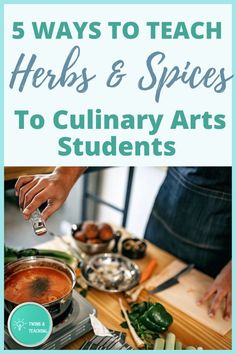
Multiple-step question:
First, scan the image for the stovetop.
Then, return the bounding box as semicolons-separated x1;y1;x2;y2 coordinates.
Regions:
5;291;96;350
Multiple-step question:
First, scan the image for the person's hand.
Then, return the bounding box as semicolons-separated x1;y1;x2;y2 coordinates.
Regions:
197;261;232;320
15;167;86;221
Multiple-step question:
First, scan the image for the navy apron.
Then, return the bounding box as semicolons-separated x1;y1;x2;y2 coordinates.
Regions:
144;167;232;277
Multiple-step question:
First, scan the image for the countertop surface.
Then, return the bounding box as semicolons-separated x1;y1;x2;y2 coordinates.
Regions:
65;242;232;350
4;167;54;181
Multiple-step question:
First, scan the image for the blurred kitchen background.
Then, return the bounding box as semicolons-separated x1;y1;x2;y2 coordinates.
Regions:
4;167;166;249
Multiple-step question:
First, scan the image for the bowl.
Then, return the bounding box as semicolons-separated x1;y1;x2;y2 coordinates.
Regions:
74;238;111;255
71;223;116;255
80;253;140;292
121;238;147;259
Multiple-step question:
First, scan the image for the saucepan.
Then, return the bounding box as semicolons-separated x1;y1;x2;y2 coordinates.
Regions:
4;256;76;324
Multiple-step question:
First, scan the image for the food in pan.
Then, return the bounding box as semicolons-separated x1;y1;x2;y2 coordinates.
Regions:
5;266;72;304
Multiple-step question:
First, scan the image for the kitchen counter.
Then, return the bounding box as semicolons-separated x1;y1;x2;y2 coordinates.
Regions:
65;242;231;350
4;167;54;181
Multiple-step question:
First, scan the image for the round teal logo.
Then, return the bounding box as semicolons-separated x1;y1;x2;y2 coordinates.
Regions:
8;302;53;347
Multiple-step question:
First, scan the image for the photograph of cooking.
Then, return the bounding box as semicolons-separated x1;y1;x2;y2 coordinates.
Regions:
4;166;232;350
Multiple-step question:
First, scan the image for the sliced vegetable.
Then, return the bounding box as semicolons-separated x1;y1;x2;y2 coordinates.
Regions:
140;258;157;283
119;298;145;349
154;338;165;350
185;346;197;350
165;332;176;350
175;340;183;350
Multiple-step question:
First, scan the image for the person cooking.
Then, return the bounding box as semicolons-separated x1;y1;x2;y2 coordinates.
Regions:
15;166;232;321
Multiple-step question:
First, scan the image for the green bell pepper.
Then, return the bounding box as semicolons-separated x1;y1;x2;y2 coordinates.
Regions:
139;303;173;333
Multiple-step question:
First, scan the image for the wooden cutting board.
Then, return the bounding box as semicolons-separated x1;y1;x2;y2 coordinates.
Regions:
145;260;231;336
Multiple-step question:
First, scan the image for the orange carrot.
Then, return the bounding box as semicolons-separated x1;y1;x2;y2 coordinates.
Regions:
140;259;157;283
75;268;81;278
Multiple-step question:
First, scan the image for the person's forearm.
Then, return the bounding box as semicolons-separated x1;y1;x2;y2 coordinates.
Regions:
54;167;87;190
